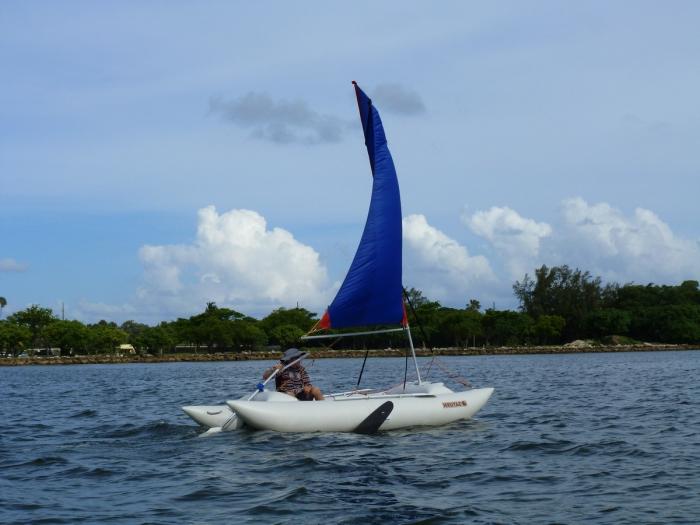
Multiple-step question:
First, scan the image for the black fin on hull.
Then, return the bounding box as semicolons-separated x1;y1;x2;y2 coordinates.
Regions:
354;401;394;434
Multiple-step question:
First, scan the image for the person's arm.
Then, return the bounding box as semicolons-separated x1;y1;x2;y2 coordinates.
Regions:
262;363;282;379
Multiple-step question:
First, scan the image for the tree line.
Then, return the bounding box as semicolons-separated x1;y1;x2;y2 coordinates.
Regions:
0;302;315;357
1;266;699;356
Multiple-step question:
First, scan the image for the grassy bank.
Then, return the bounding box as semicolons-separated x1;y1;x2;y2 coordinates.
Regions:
1;343;696;366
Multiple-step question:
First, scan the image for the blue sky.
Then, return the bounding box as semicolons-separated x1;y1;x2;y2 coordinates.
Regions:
2;2;699;323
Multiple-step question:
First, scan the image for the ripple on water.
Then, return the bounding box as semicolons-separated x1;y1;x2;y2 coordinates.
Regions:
69;409;98;418
21;456;69;468
60;465;118;479
0;352;699;524
101;420;191;439
173;486;242;502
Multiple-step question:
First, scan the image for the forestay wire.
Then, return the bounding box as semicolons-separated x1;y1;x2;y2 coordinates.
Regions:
402;287;471;388
402;288;437;378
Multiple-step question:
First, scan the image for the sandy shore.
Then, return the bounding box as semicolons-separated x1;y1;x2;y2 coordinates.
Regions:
1;343;696;366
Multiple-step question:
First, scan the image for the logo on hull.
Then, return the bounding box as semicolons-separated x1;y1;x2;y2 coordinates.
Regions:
442;400;467;408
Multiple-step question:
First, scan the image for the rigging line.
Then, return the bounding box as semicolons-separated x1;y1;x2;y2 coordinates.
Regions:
403;341;409;391
304;335;341;369
323;337;342;350
422;347;437;381
402;287;437;380
356;348;370;388
431;357;471;388
308;336;341;352
401;292;470;385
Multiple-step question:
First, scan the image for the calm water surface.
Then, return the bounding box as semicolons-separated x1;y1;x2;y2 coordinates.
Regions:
1;351;699;524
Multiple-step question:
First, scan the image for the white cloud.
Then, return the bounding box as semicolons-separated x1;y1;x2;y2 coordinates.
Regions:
77;210;499;322
0;258;28;272
403;214;494;302
465;206;552;279
72;200;699;324
558;197;700;282
465;198;700;286
135;206;332;317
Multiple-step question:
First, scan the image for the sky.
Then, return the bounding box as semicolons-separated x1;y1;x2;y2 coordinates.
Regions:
1;1;699;324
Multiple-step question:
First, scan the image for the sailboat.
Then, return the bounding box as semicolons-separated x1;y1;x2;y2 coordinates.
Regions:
182;82;493;434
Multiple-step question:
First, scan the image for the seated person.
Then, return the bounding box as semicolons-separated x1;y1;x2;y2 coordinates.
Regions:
263;347;324;401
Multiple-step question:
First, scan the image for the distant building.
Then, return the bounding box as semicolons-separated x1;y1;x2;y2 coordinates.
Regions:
118;344;136;355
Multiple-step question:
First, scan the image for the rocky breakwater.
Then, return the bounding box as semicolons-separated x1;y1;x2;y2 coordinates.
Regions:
0;353;280;366
0;343;696;366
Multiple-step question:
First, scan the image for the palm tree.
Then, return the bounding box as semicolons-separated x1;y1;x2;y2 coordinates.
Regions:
0;297;6;319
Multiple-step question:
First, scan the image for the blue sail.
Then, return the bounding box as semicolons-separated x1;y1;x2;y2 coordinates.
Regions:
319;82;405;329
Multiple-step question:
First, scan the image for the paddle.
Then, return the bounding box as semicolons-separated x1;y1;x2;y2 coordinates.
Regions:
353;401;394;434
200;353;308;436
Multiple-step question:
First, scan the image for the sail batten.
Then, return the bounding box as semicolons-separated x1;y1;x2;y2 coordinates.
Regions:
320;83;404;330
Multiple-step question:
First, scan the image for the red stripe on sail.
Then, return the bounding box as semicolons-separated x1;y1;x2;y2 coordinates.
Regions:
318;310;331;330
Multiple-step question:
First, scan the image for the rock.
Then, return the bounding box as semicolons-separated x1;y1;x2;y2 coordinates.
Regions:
564;339;593;348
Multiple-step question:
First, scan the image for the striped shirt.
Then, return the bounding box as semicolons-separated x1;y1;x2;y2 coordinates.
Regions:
264;364;311;395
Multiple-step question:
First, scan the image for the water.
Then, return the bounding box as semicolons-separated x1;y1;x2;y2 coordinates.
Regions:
1;351;699;524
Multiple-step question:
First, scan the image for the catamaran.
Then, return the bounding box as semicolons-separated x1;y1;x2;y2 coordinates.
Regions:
182;82;493;435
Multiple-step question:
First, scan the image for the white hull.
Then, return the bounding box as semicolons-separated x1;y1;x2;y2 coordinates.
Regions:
226;384;493;433
183;382;493;434
181;405;236;429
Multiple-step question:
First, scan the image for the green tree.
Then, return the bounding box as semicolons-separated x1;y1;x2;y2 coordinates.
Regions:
269;324;305;349
514;265;606;341
482;310;534;346
406;297;443;347
199;318;234;351
630;305;700;344
0;296;6;318
204;302;245;320
614;280;700;310
0;321;32;356
7;305;57;348
678;280;700;304
120;320;150;351
141;324;177;356
584;309;631;339
87;323;128;354
604;281;700;343
186;302;254;352
466;299;481;312
261;307;317;335
404;287;430;309
170;317;199;352
44;320;90;355
229;321;268;351
438;309;483;347
534;315;566;344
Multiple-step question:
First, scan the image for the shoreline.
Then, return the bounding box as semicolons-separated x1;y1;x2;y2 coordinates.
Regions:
1;343;697;366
